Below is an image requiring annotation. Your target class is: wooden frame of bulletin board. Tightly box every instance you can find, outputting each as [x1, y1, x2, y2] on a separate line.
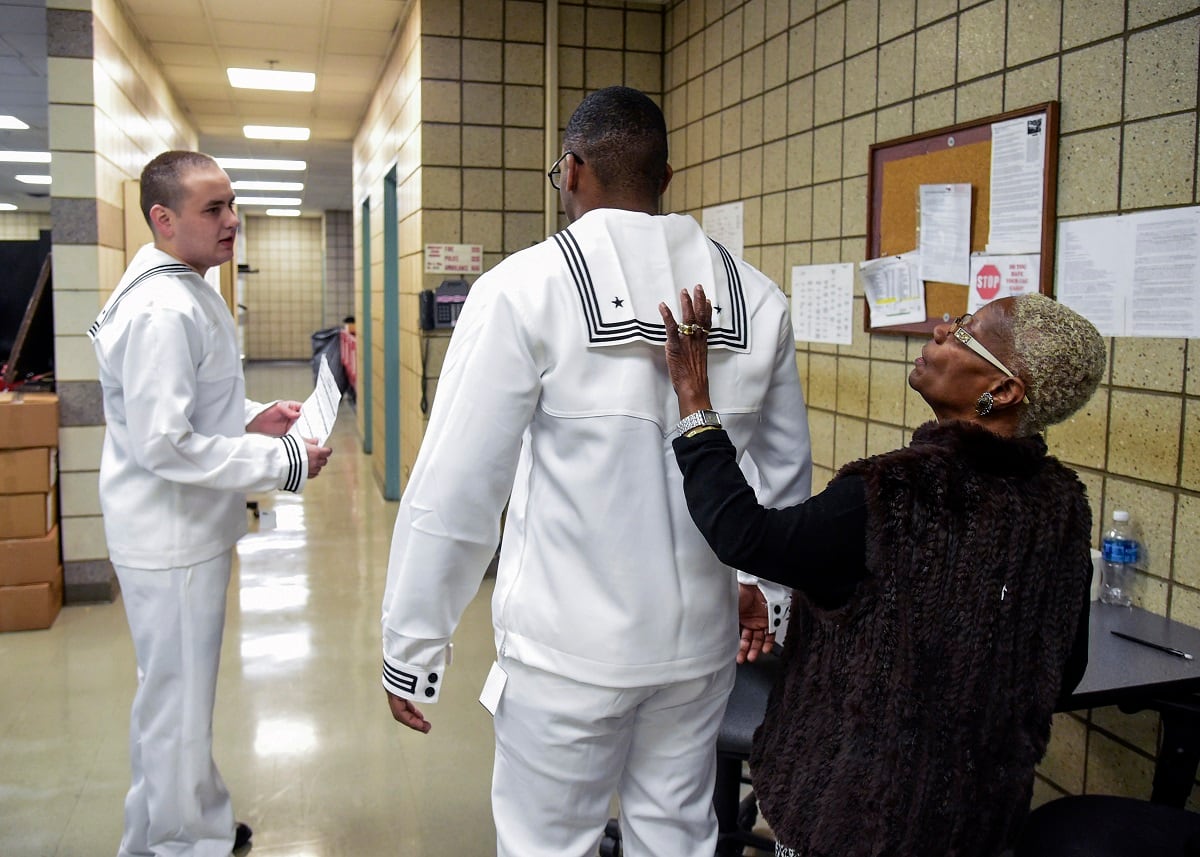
[865, 101, 1058, 335]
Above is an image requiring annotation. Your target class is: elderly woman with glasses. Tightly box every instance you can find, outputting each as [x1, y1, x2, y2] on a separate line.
[659, 288, 1106, 857]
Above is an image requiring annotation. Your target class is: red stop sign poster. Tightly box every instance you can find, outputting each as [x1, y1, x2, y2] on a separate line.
[975, 264, 1001, 300]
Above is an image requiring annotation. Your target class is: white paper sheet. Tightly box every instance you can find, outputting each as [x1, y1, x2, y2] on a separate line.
[702, 201, 744, 259]
[293, 356, 341, 445]
[1057, 207, 1200, 337]
[987, 113, 1047, 254]
[791, 263, 855, 345]
[860, 252, 926, 326]
[966, 254, 1040, 313]
[1129, 208, 1200, 337]
[919, 184, 972, 285]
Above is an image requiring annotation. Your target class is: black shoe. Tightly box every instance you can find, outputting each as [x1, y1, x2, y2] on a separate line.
[233, 822, 253, 853]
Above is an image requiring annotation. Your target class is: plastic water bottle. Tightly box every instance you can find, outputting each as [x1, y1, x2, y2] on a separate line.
[1100, 510, 1139, 607]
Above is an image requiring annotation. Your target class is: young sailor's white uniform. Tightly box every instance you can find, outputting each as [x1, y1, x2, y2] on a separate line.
[381, 209, 812, 857]
[90, 243, 307, 857]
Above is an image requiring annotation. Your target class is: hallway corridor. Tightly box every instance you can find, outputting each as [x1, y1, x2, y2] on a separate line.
[0, 362, 499, 857]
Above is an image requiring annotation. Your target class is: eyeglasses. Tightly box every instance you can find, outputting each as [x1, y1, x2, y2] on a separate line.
[547, 151, 582, 190]
[951, 314, 1030, 403]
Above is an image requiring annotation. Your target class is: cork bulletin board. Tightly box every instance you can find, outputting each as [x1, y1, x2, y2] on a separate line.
[865, 102, 1059, 335]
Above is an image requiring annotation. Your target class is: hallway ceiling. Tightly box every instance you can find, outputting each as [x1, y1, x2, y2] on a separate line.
[0, 0, 412, 215]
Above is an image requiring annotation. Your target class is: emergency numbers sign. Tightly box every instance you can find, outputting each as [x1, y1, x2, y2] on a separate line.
[425, 243, 483, 275]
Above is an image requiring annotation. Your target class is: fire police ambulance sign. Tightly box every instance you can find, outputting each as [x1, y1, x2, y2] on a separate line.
[425, 243, 483, 275]
[967, 254, 1040, 312]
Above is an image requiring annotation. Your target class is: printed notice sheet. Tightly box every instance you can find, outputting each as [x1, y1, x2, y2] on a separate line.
[987, 113, 1047, 254]
[791, 263, 854, 345]
[966, 254, 1040, 313]
[860, 252, 926, 326]
[1057, 207, 1200, 337]
[919, 184, 972, 285]
[294, 356, 341, 445]
[703, 201, 744, 259]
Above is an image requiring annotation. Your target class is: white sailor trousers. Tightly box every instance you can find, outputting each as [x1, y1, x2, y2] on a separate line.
[492, 655, 736, 857]
[115, 555, 235, 857]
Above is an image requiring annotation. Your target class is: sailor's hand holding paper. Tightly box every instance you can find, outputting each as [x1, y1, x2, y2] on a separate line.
[248, 399, 332, 479]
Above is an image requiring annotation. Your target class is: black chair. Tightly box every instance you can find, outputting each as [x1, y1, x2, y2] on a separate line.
[599, 652, 782, 857]
[1015, 795, 1200, 857]
[714, 651, 781, 855]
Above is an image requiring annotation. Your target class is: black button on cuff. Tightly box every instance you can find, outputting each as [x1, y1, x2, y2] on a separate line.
[424, 687, 436, 698]
[428, 673, 438, 683]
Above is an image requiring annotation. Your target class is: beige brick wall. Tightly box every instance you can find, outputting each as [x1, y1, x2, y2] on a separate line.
[661, 0, 1200, 807]
[351, 0, 1200, 806]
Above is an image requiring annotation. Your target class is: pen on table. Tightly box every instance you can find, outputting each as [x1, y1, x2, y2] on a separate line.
[1110, 630, 1194, 660]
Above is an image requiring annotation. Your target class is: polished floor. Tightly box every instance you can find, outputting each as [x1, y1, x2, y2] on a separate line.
[0, 363, 500, 856]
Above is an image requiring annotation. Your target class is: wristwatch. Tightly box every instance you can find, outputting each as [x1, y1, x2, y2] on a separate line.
[675, 409, 722, 436]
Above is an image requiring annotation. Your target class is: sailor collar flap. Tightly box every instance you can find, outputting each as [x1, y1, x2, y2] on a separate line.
[551, 211, 751, 352]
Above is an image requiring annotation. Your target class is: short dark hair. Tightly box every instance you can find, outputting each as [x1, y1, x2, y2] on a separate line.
[140, 151, 220, 228]
[563, 86, 668, 200]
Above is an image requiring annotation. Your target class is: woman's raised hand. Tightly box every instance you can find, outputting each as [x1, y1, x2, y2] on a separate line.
[659, 285, 715, 417]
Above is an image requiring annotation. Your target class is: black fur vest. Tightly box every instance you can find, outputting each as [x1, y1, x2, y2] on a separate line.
[751, 420, 1093, 857]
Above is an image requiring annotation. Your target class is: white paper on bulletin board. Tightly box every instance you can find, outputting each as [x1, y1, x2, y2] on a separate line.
[703, 201, 744, 259]
[987, 112, 1047, 254]
[791, 263, 855, 345]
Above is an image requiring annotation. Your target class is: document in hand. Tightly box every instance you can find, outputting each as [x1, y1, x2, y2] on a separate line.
[293, 356, 341, 445]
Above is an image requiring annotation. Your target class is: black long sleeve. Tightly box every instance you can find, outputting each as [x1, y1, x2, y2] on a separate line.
[672, 429, 869, 607]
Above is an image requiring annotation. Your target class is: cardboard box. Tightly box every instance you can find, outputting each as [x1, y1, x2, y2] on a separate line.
[0, 447, 57, 494]
[0, 393, 59, 449]
[0, 525, 61, 587]
[0, 570, 62, 632]
[0, 491, 57, 539]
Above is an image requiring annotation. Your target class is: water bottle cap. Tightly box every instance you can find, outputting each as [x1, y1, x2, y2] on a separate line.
[1113, 510, 1130, 522]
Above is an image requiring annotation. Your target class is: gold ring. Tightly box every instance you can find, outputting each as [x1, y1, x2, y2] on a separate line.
[679, 323, 695, 336]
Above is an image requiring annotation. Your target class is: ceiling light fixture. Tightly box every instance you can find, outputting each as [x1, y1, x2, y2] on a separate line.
[235, 196, 302, 206]
[243, 125, 310, 141]
[266, 209, 302, 217]
[231, 180, 304, 192]
[215, 157, 306, 171]
[15, 174, 51, 185]
[0, 115, 30, 130]
[227, 68, 316, 92]
[0, 203, 18, 211]
[0, 151, 51, 163]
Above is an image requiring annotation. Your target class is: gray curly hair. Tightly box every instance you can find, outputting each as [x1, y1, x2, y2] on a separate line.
[1001, 293, 1106, 436]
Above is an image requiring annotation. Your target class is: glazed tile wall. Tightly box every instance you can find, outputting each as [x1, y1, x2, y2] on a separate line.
[47, 0, 195, 601]
[0, 213, 52, 239]
[324, 210, 355, 327]
[353, 1, 420, 492]
[242, 215, 325, 361]
[353, 0, 662, 489]
[660, 0, 1200, 807]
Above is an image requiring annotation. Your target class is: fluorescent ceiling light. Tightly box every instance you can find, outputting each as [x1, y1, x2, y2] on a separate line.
[0, 151, 51, 163]
[266, 209, 302, 217]
[215, 157, 306, 171]
[244, 125, 310, 141]
[0, 203, 17, 211]
[15, 174, 51, 185]
[236, 196, 302, 206]
[231, 180, 303, 192]
[0, 115, 30, 130]
[227, 68, 316, 92]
